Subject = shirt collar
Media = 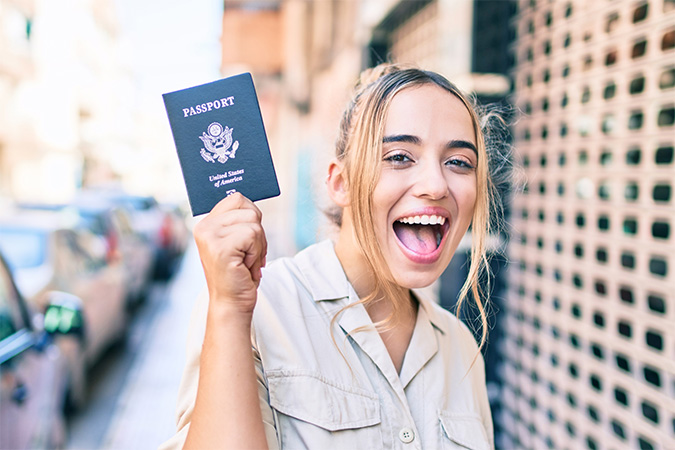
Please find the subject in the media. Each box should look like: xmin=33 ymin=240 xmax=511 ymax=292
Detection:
xmin=296 ymin=239 xmax=449 ymax=334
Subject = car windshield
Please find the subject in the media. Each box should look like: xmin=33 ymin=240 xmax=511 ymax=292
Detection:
xmin=0 ymin=229 xmax=48 ymax=270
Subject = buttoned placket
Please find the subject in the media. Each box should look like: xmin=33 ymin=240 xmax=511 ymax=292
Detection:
xmin=332 ymin=286 xmax=431 ymax=449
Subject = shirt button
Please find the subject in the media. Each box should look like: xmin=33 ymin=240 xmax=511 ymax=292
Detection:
xmin=398 ymin=427 xmax=415 ymax=443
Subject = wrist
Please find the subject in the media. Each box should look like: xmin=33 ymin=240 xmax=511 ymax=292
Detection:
xmin=206 ymin=297 xmax=255 ymax=324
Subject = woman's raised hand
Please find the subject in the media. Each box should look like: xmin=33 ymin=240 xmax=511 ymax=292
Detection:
xmin=193 ymin=193 xmax=267 ymax=315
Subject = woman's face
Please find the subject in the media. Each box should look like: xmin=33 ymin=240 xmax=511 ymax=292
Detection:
xmin=372 ymin=84 xmax=477 ymax=289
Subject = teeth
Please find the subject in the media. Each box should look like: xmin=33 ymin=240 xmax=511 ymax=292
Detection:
xmin=397 ymin=214 xmax=446 ymax=225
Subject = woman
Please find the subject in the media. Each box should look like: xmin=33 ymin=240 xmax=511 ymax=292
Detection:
xmin=163 ymin=64 xmax=497 ymax=450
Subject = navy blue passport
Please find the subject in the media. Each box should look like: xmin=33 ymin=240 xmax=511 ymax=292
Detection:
xmin=163 ymin=73 xmax=280 ymax=216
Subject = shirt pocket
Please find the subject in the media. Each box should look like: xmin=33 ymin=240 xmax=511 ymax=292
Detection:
xmin=267 ymin=371 xmax=382 ymax=449
xmin=439 ymin=411 xmax=491 ymax=450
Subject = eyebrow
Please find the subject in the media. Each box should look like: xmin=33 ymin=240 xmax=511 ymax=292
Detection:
xmin=383 ymin=134 xmax=477 ymax=154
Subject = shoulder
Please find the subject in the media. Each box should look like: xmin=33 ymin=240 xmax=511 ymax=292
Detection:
xmin=257 ymin=240 xmax=336 ymax=299
xmin=253 ymin=240 xmax=345 ymax=330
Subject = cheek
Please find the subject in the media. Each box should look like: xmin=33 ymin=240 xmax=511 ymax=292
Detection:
xmin=450 ymin=176 xmax=478 ymax=215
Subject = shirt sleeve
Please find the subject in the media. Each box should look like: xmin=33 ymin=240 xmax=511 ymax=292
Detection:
xmin=158 ymin=289 xmax=279 ymax=450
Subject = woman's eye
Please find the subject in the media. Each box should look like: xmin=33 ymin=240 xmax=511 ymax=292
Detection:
xmin=385 ymin=153 xmax=412 ymax=163
xmin=446 ymin=158 xmax=474 ymax=169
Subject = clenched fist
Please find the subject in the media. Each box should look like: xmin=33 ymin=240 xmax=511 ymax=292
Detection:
xmin=193 ymin=193 xmax=267 ymax=315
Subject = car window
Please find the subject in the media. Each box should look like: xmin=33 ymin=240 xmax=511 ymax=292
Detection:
xmin=0 ymin=259 xmax=25 ymax=341
xmin=111 ymin=209 xmax=135 ymax=236
xmin=0 ymin=229 xmax=47 ymax=271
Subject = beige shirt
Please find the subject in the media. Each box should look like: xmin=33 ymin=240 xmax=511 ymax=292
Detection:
xmin=161 ymin=240 xmax=494 ymax=450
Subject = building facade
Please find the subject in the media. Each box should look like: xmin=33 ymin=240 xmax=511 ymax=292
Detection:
xmin=503 ymin=0 xmax=675 ymax=448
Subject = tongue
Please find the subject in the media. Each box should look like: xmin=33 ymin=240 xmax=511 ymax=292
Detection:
xmin=393 ymin=223 xmax=438 ymax=254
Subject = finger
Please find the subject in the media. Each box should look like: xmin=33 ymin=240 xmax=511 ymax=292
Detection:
xmin=239 ymin=223 xmax=265 ymax=269
xmin=209 ymin=192 xmax=263 ymax=222
xmin=212 ymin=208 xmax=261 ymax=228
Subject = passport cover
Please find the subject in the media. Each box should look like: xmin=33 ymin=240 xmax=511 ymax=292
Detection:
xmin=163 ymin=73 xmax=280 ymax=216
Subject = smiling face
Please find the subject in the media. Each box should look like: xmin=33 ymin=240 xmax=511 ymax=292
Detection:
xmin=371 ymin=84 xmax=477 ymax=289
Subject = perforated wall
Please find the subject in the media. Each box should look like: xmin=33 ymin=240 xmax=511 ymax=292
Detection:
xmin=502 ymin=0 xmax=674 ymax=449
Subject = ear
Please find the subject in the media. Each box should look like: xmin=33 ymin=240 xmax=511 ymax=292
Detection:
xmin=326 ymin=158 xmax=350 ymax=207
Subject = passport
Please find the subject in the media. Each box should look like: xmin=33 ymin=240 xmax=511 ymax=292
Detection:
xmin=163 ymin=73 xmax=280 ymax=216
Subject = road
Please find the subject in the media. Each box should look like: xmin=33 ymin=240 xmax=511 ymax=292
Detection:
xmin=65 ymin=240 xmax=205 ymax=450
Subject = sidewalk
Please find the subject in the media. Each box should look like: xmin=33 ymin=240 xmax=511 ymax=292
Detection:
xmin=101 ymin=241 xmax=205 ymax=450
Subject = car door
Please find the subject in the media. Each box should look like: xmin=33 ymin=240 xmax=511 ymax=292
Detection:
xmin=0 ymin=256 xmax=65 ymax=449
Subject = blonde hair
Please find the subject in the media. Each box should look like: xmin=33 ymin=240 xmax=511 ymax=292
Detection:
xmin=329 ymin=63 xmax=499 ymax=352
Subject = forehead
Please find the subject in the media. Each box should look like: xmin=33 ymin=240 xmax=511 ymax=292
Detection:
xmin=383 ymin=84 xmax=475 ymax=143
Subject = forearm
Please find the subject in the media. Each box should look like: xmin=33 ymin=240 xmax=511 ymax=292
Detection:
xmin=184 ymin=301 xmax=268 ymax=450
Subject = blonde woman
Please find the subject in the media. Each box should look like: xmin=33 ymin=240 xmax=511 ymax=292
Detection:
xmin=163 ymin=64 xmax=498 ymax=450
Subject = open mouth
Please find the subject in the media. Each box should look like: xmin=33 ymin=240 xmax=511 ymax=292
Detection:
xmin=393 ymin=214 xmax=449 ymax=255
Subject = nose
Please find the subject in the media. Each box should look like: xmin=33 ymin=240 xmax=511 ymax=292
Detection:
xmin=412 ymin=162 xmax=449 ymax=200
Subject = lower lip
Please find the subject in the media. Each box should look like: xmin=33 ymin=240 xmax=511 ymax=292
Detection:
xmin=393 ymin=226 xmax=448 ymax=265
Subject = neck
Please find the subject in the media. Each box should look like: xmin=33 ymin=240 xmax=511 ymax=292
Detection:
xmin=333 ymin=211 xmax=415 ymax=323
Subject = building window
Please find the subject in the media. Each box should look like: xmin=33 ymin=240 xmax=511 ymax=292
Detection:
xmin=643 ymin=365 xmax=662 ymax=386
xmin=628 ymin=110 xmax=644 ymax=130
xmin=625 ymin=182 xmax=640 ymax=201
xmin=603 ymin=81 xmax=616 ymax=99
xmin=606 ymin=12 xmax=620 ymax=33
xmin=647 ymin=294 xmax=666 ymax=314
xmin=574 ymin=243 xmax=584 ymax=258
xmin=651 ymin=221 xmax=670 ymax=239
xmin=632 ymin=39 xmax=648 ymax=59
xmin=637 ymin=437 xmax=656 ymax=450
xmin=617 ymin=321 xmax=632 ymax=338
xmin=583 ymin=55 xmax=593 ymax=70
xmin=632 ymin=3 xmax=649 ymax=22
xmin=621 ymin=251 xmax=636 ymax=269
xmin=653 ymin=183 xmax=671 ymax=202
xmin=623 ymin=217 xmax=638 ymax=235
xmin=655 ymin=145 xmax=673 ymax=164
xmin=649 ymin=256 xmax=667 ymax=276
xmin=657 ymin=106 xmax=675 ymax=126
xmin=605 ymin=49 xmax=618 ymax=66
xmin=615 ymin=353 xmax=631 ymax=372
xmin=591 ymin=343 xmax=604 ymax=359
xmin=596 ymin=247 xmax=608 ymax=263
xmin=659 ymin=67 xmax=675 ymax=89
xmin=619 ymin=286 xmax=634 ymax=304
xmin=581 ymin=86 xmax=591 ymax=103
xmin=645 ymin=330 xmax=663 ymax=351
xmin=576 ymin=213 xmax=585 ymax=228
xmin=614 ymin=387 xmax=629 ymax=406
xmin=641 ymin=401 xmax=659 ymax=424
xmin=611 ymin=420 xmax=627 ymax=441
xmin=629 ymin=75 xmax=646 ymax=94
xmin=626 ymin=147 xmax=641 ymax=165
xmin=562 ymin=64 xmax=570 ymax=78
xmin=662 ymin=29 xmax=675 ymax=51
xmin=601 ymin=114 xmax=615 ymax=134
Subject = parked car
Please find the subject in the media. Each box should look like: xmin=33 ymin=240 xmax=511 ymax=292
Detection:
xmin=0 ymin=209 xmax=128 ymax=409
xmin=0 ymin=251 xmax=68 ymax=449
xmin=76 ymin=189 xmax=188 ymax=280
xmin=65 ymin=193 xmax=155 ymax=307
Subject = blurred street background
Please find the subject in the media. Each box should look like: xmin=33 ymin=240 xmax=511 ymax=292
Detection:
xmin=0 ymin=0 xmax=673 ymax=449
